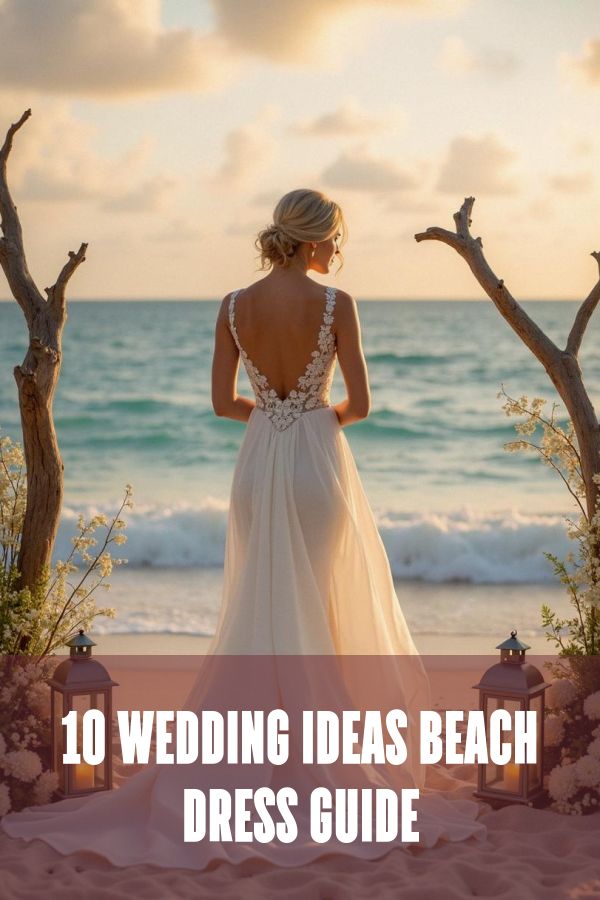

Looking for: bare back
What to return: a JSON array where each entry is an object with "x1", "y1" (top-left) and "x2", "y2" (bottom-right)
[
  {"x1": 230, "y1": 280, "x2": 335, "y2": 400},
  {"x1": 212, "y1": 276, "x2": 371, "y2": 428}
]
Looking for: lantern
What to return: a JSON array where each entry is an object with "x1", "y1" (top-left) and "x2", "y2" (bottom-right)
[
  {"x1": 473, "y1": 630, "x2": 549, "y2": 807},
  {"x1": 49, "y1": 630, "x2": 118, "y2": 797}
]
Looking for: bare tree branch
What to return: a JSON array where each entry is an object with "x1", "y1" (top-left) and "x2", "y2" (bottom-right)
[
  {"x1": 47, "y1": 243, "x2": 88, "y2": 320},
  {"x1": 415, "y1": 197, "x2": 561, "y2": 373},
  {"x1": 0, "y1": 109, "x2": 44, "y2": 322},
  {"x1": 0, "y1": 110, "x2": 87, "y2": 628},
  {"x1": 416, "y1": 197, "x2": 600, "y2": 525},
  {"x1": 566, "y1": 251, "x2": 600, "y2": 356}
]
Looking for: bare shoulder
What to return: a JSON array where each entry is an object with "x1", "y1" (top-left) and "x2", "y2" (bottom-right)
[
  {"x1": 332, "y1": 289, "x2": 358, "y2": 324},
  {"x1": 215, "y1": 292, "x2": 237, "y2": 331},
  {"x1": 332, "y1": 288, "x2": 354, "y2": 306},
  {"x1": 217, "y1": 290, "x2": 237, "y2": 315}
]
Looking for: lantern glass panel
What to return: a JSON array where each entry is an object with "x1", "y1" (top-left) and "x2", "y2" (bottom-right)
[
  {"x1": 482, "y1": 696, "x2": 502, "y2": 791},
  {"x1": 72, "y1": 691, "x2": 94, "y2": 720},
  {"x1": 91, "y1": 691, "x2": 107, "y2": 789},
  {"x1": 482, "y1": 695, "x2": 524, "y2": 793},
  {"x1": 68, "y1": 691, "x2": 107, "y2": 792}
]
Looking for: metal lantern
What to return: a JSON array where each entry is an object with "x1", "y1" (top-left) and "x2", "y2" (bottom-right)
[
  {"x1": 49, "y1": 630, "x2": 118, "y2": 797},
  {"x1": 473, "y1": 630, "x2": 549, "y2": 807}
]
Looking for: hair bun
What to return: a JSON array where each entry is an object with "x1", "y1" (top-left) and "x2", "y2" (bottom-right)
[{"x1": 255, "y1": 223, "x2": 298, "y2": 268}]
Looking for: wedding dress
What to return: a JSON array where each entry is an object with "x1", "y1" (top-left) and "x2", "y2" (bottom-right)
[{"x1": 2, "y1": 285, "x2": 486, "y2": 868}]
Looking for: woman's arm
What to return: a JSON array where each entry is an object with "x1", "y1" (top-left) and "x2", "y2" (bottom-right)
[
  {"x1": 211, "y1": 295, "x2": 255, "y2": 422},
  {"x1": 332, "y1": 291, "x2": 371, "y2": 427}
]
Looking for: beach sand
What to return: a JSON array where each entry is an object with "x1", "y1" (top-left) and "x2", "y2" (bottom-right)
[
  {"x1": 2, "y1": 654, "x2": 598, "y2": 898},
  {"x1": 1, "y1": 804, "x2": 599, "y2": 900},
  {"x1": 70, "y1": 632, "x2": 509, "y2": 657}
]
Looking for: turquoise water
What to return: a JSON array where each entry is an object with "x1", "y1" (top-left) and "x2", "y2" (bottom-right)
[{"x1": 0, "y1": 299, "x2": 595, "y2": 588}]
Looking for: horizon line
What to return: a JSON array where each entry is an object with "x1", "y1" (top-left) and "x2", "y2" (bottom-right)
[{"x1": 0, "y1": 296, "x2": 586, "y2": 303}]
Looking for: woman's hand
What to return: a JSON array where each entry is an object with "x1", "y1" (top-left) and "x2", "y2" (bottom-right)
[{"x1": 332, "y1": 398, "x2": 368, "y2": 427}]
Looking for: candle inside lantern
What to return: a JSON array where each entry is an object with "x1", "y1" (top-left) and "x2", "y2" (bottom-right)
[
  {"x1": 503, "y1": 762, "x2": 520, "y2": 792},
  {"x1": 73, "y1": 762, "x2": 95, "y2": 791}
]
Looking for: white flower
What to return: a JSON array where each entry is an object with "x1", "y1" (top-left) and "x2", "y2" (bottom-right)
[
  {"x1": 548, "y1": 762, "x2": 579, "y2": 802},
  {"x1": 588, "y1": 738, "x2": 600, "y2": 760},
  {"x1": 0, "y1": 686, "x2": 14, "y2": 704},
  {"x1": 544, "y1": 714, "x2": 565, "y2": 747},
  {"x1": 26, "y1": 682, "x2": 50, "y2": 719},
  {"x1": 584, "y1": 691, "x2": 600, "y2": 721},
  {"x1": 546, "y1": 679, "x2": 578, "y2": 710},
  {"x1": 574, "y1": 754, "x2": 600, "y2": 789},
  {"x1": 0, "y1": 783, "x2": 10, "y2": 817},
  {"x1": 98, "y1": 552, "x2": 113, "y2": 578},
  {"x1": 2, "y1": 750, "x2": 42, "y2": 783},
  {"x1": 32, "y1": 770, "x2": 58, "y2": 806}
]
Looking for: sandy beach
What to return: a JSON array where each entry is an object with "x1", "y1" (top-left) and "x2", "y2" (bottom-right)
[
  {"x1": 3, "y1": 654, "x2": 598, "y2": 899},
  {"x1": 1, "y1": 803, "x2": 600, "y2": 900},
  {"x1": 83, "y1": 632, "x2": 501, "y2": 656}
]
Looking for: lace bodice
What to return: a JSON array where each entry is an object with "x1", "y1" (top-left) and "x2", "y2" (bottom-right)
[{"x1": 228, "y1": 286, "x2": 337, "y2": 431}]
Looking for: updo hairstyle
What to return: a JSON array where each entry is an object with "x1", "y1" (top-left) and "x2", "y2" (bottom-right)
[{"x1": 255, "y1": 188, "x2": 346, "y2": 270}]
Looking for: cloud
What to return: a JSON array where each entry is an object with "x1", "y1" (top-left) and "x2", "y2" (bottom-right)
[
  {"x1": 211, "y1": 0, "x2": 468, "y2": 64},
  {"x1": 148, "y1": 217, "x2": 203, "y2": 242},
  {"x1": 5, "y1": 103, "x2": 179, "y2": 213},
  {"x1": 548, "y1": 171, "x2": 593, "y2": 193},
  {"x1": 101, "y1": 174, "x2": 178, "y2": 213},
  {"x1": 0, "y1": 0, "x2": 231, "y2": 98},
  {"x1": 321, "y1": 146, "x2": 418, "y2": 192},
  {"x1": 561, "y1": 39, "x2": 600, "y2": 86},
  {"x1": 436, "y1": 134, "x2": 519, "y2": 195},
  {"x1": 439, "y1": 36, "x2": 519, "y2": 76},
  {"x1": 288, "y1": 99, "x2": 402, "y2": 136},
  {"x1": 0, "y1": 0, "x2": 469, "y2": 98},
  {"x1": 214, "y1": 109, "x2": 278, "y2": 186}
]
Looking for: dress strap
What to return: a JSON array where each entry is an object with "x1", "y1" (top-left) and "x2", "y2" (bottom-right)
[
  {"x1": 317, "y1": 286, "x2": 336, "y2": 353},
  {"x1": 228, "y1": 289, "x2": 243, "y2": 352}
]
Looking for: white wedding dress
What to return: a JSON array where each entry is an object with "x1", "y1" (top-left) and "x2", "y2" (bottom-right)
[{"x1": 2, "y1": 285, "x2": 486, "y2": 868}]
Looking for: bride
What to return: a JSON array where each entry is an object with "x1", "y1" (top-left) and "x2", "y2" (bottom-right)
[
  {"x1": 208, "y1": 187, "x2": 422, "y2": 657},
  {"x1": 2, "y1": 188, "x2": 486, "y2": 868}
]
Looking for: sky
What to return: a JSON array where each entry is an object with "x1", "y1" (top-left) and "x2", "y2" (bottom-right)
[{"x1": 0, "y1": 0, "x2": 599, "y2": 300}]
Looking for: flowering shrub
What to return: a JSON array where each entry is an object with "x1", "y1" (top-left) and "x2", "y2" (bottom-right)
[
  {"x1": 544, "y1": 681, "x2": 600, "y2": 814},
  {"x1": 499, "y1": 388, "x2": 600, "y2": 812},
  {"x1": 499, "y1": 388, "x2": 600, "y2": 666},
  {"x1": 0, "y1": 431, "x2": 132, "y2": 656},
  {"x1": 0, "y1": 657, "x2": 57, "y2": 813},
  {"x1": 0, "y1": 430, "x2": 132, "y2": 813}
]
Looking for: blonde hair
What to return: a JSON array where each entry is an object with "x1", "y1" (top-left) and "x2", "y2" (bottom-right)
[{"x1": 255, "y1": 188, "x2": 347, "y2": 271}]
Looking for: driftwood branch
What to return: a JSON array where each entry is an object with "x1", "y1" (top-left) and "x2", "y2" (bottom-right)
[
  {"x1": 415, "y1": 197, "x2": 600, "y2": 524},
  {"x1": 415, "y1": 197, "x2": 561, "y2": 373},
  {"x1": 47, "y1": 243, "x2": 88, "y2": 320},
  {"x1": 0, "y1": 109, "x2": 45, "y2": 325},
  {"x1": 566, "y1": 251, "x2": 600, "y2": 356},
  {"x1": 0, "y1": 110, "x2": 87, "y2": 615}
]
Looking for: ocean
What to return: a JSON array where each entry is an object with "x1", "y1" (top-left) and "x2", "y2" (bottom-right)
[{"x1": 0, "y1": 298, "x2": 592, "y2": 642}]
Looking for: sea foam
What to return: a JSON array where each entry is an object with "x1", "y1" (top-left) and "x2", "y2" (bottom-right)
[{"x1": 54, "y1": 501, "x2": 570, "y2": 584}]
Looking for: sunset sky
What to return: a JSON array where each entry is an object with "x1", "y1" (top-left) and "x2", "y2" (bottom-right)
[{"x1": 1, "y1": 0, "x2": 599, "y2": 299}]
